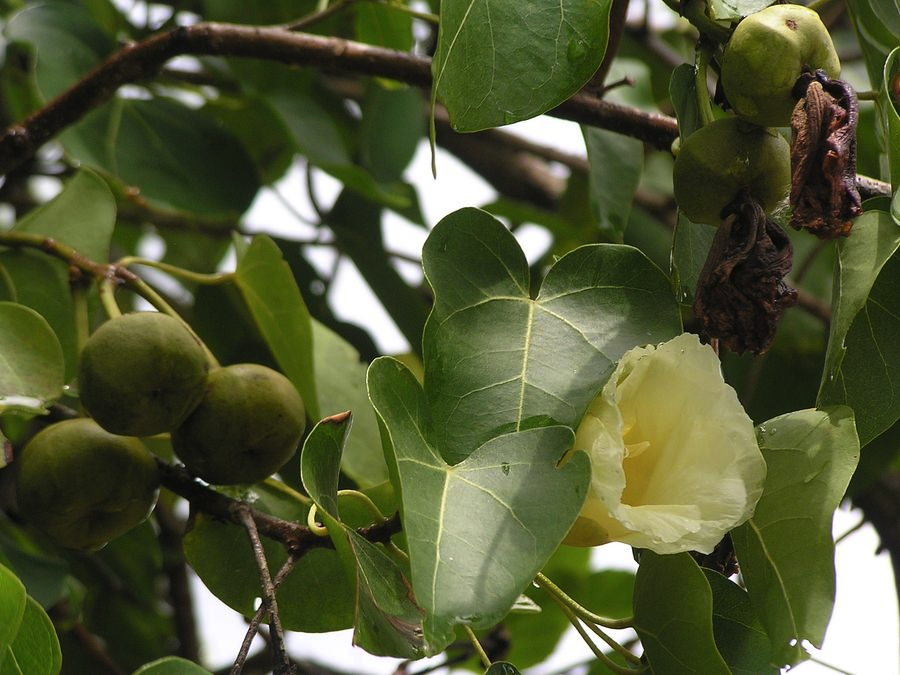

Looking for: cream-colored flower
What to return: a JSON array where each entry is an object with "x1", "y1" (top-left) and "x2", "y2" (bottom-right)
[{"x1": 565, "y1": 333, "x2": 766, "y2": 554}]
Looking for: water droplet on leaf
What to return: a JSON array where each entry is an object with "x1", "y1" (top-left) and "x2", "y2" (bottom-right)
[{"x1": 567, "y1": 38, "x2": 587, "y2": 61}]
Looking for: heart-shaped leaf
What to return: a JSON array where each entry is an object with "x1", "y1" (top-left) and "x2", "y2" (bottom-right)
[
  {"x1": 633, "y1": 552, "x2": 730, "y2": 674},
  {"x1": 422, "y1": 208, "x2": 681, "y2": 464},
  {"x1": 732, "y1": 406, "x2": 859, "y2": 665},
  {"x1": 235, "y1": 235, "x2": 319, "y2": 419},
  {"x1": 432, "y1": 0, "x2": 613, "y2": 131},
  {"x1": 818, "y1": 212, "x2": 900, "y2": 446},
  {"x1": 300, "y1": 413, "x2": 424, "y2": 658},
  {"x1": 1, "y1": 595, "x2": 61, "y2": 675},
  {"x1": 368, "y1": 357, "x2": 591, "y2": 654},
  {"x1": 703, "y1": 570, "x2": 778, "y2": 675}
]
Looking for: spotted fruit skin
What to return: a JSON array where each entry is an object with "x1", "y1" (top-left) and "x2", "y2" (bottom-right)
[
  {"x1": 672, "y1": 116, "x2": 790, "y2": 225},
  {"x1": 171, "y1": 364, "x2": 306, "y2": 485},
  {"x1": 721, "y1": 4, "x2": 840, "y2": 127},
  {"x1": 78, "y1": 312, "x2": 209, "y2": 437},
  {"x1": 15, "y1": 418, "x2": 159, "y2": 550}
]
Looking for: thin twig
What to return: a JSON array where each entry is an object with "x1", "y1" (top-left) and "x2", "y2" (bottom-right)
[
  {"x1": 233, "y1": 504, "x2": 294, "y2": 675},
  {"x1": 155, "y1": 457, "x2": 401, "y2": 555}
]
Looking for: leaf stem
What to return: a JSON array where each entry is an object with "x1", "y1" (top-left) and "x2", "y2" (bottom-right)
[
  {"x1": 666, "y1": 0, "x2": 732, "y2": 44},
  {"x1": 71, "y1": 281, "x2": 92, "y2": 354},
  {"x1": 305, "y1": 504, "x2": 330, "y2": 536},
  {"x1": 97, "y1": 279, "x2": 123, "y2": 319},
  {"x1": 126, "y1": 275, "x2": 221, "y2": 369},
  {"x1": 371, "y1": 0, "x2": 439, "y2": 24},
  {"x1": 534, "y1": 573, "x2": 634, "y2": 629},
  {"x1": 336, "y1": 489, "x2": 388, "y2": 522},
  {"x1": 461, "y1": 625, "x2": 491, "y2": 670},
  {"x1": 694, "y1": 46, "x2": 716, "y2": 128},
  {"x1": 116, "y1": 256, "x2": 235, "y2": 285},
  {"x1": 548, "y1": 596, "x2": 641, "y2": 675}
]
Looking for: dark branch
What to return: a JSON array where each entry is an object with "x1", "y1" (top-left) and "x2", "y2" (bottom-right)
[
  {"x1": 154, "y1": 457, "x2": 401, "y2": 555},
  {"x1": 1, "y1": 21, "x2": 890, "y2": 202},
  {"x1": 0, "y1": 22, "x2": 676, "y2": 177}
]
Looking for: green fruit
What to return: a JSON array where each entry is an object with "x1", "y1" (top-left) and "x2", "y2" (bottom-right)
[
  {"x1": 15, "y1": 418, "x2": 159, "y2": 550},
  {"x1": 171, "y1": 364, "x2": 306, "y2": 485},
  {"x1": 672, "y1": 117, "x2": 790, "y2": 225},
  {"x1": 721, "y1": 4, "x2": 840, "y2": 127},
  {"x1": 79, "y1": 312, "x2": 209, "y2": 437}
]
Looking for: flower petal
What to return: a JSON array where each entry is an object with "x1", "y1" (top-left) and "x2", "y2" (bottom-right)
[{"x1": 566, "y1": 333, "x2": 766, "y2": 554}]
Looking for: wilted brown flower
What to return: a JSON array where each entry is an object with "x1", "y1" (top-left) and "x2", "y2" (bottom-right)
[
  {"x1": 789, "y1": 69, "x2": 862, "y2": 238},
  {"x1": 693, "y1": 195, "x2": 798, "y2": 355}
]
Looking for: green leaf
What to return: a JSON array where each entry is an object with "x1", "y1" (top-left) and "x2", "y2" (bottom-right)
[
  {"x1": 355, "y1": 3, "x2": 414, "y2": 51},
  {"x1": 312, "y1": 321, "x2": 388, "y2": 487},
  {"x1": 62, "y1": 98, "x2": 260, "y2": 217},
  {"x1": 818, "y1": 211, "x2": 900, "y2": 446},
  {"x1": 4, "y1": 1, "x2": 112, "y2": 101},
  {"x1": 267, "y1": 90, "x2": 411, "y2": 210},
  {"x1": 182, "y1": 481, "x2": 354, "y2": 632},
  {"x1": 132, "y1": 657, "x2": 213, "y2": 675},
  {"x1": 731, "y1": 407, "x2": 859, "y2": 666},
  {"x1": 432, "y1": 0, "x2": 613, "y2": 131},
  {"x1": 204, "y1": 95, "x2": 296, "y2": 185},
  {"x1": 880, "y1": 47, "x2": 900, "y2": 188},
  {"x1": 633, "y1": 552, "x2": 729, "y2": 674},
  {"x1": 669, "y1": 63, "x2": 703, "y2": 141},
  {"x1": 583, "y1": 127, "x2": 643, "y2": 242},
  {"x1": 15, "y1": 169, "x2": 116, "y2": 263},
  {"x1": 0, "y1": 565, "x2": 27, "y2": 658},
  {"x1": 422, "y1": 208, "x2": 681, "y2": 464},
  {"x1": 671, "y1": 213, "x2": 717, "y2": 306},
  {"x1": 326, "y1": 190, "x2": 430, "y2": 350},
  {"x1": 0, "y1": 533, "x2": 69, "y2": 609},
  {"x1": 0, "y1": 303, "x2": 65, "y2": 413},
  {"x1": 703, "y1": 570, "x2": 778, "y2": 675},
  {"x1": 0, "y1": 168, "x2": 115, "y2": 379},
  {"x1": 359, "y1": 84, "x2": 424, "y2": 184},
  {"x1": 0, "y1": 253, "x2": 75, "y2": 382},
  {"x1": 484, "y1": 663, "x2": 521, "y2": 675},
  {"x1": 367, "y1": 357, "x2": 592, "y2": 654},
  {"x1": 0, "y1": 596, "x2": 61, "y2": 675},
  {"x1": 235, "y1": 235, "x2": 319, "y2": 420},
  {"x1": 300, "y1": 414, "x2": 424, "y2": 658},
  {"x1": 846, "y1": 0, "x2": 900, "y2": 89},
  {"x1": 707, "y1": 0, "x2": 773, "y2": 21}
]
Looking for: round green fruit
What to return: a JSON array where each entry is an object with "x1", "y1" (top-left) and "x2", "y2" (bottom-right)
[
  {"x1": 171, "y1": 364, "x2": 306, "y2": 485},
  {"x1": 15, "y1": 418, "x2": 159, "y2": 550},
  {"x1": 721, "y1": 4, "x2": 840, "y2": 127},
  {"x1": 672, "y1": 116, "x2": 790, "y2": 225},
  {"x1": 79, "y1": 312, "x2": 210, "y2": 437}
]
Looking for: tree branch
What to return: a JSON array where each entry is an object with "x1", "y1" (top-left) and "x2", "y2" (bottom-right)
[
  {"x1": 154, "y1": 457, "x2": 401, "y2": 556},
  {"x1": 0, "y1": 23, "x2": 677, "y2": 178},
  {"x1": 1, "y1": 22, "x2": 890, "y2": 202}
]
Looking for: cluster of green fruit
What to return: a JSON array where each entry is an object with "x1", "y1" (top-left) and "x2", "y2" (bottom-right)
[
  {"x1": 15, "y1": 312, "x2": 307, "y2": 550},
  {"x1": 673, "y1": 4, "x2": 839, "y2": 225}
]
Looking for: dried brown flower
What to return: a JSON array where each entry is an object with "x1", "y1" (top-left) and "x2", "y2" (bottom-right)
[
  {"x1": 693, "y1": 195, "x2": 798, "y2": 355},
  {"x1": 789, "y1": 70, "x2": 862, "y2": 238}
]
